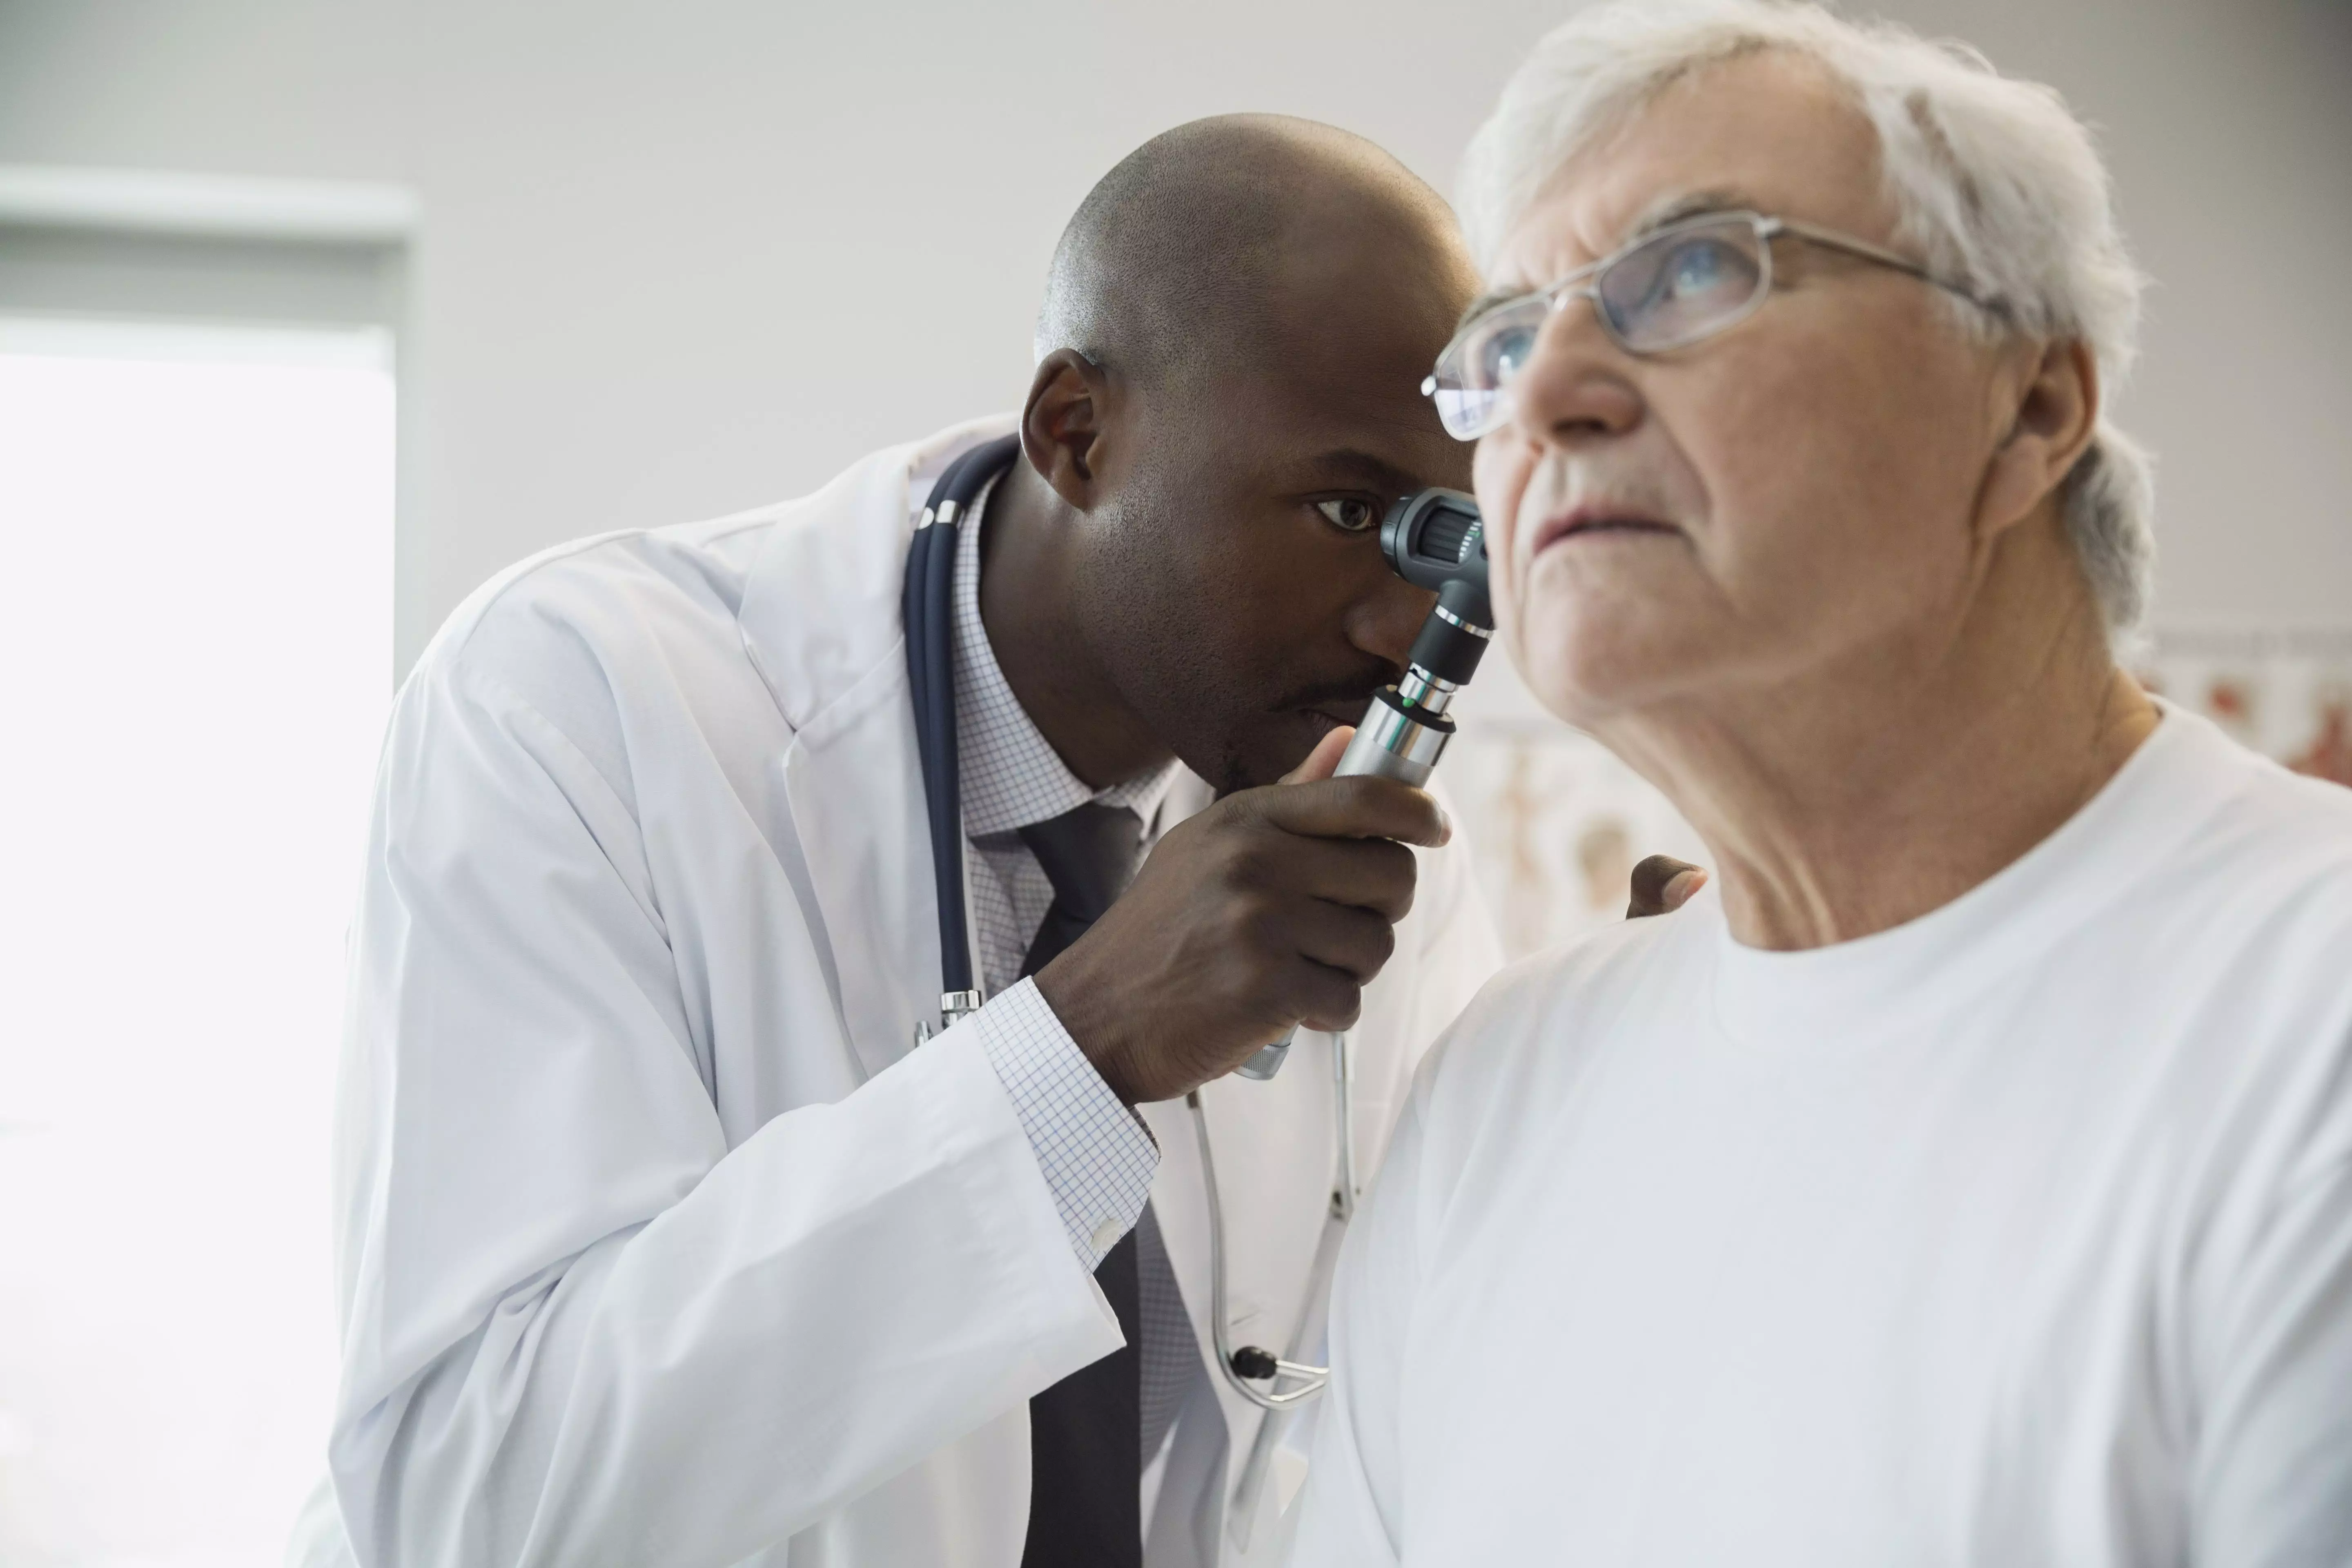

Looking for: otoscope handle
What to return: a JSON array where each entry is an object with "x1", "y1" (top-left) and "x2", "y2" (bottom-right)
[
  {"x1": 1235, "y1": 686, "x2": 1461, "y2": 1080},
  {"x1": 1234, "y1": 1035, "x2": 1294, "y2": 1080},
  {"x1": 1237, "y1": 488, "x2": 1489, "y2": 1083},
  {"x1": 1334, "y1": 686, "x2": 1457, "y2": 788}
]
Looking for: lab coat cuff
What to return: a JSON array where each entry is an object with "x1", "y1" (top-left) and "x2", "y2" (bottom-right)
[{"x1": 973, "y1": 977, "x2": 1158, "y2": 1270}]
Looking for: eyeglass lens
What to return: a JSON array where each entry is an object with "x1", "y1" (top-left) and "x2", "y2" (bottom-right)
[
  {"x1": 1433, "y1": 217, "x2": 1770, "y2": 439},
  {"x1": 1598, "y1": 220, "x2": 1766, "y2": 350}
]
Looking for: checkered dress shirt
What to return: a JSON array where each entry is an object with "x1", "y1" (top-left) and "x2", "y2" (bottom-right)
[
  {"x1": 954, "y1": 478, "x2": 1176, "y2": 1269},
  {"x1": 950, "y1": 479, "x2": 1212, "y2": 1479}
]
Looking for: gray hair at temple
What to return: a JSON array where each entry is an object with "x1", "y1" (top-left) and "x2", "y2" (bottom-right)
[{"x1": 1459, "y1": 0, "x2": 2156, "y2": 642}]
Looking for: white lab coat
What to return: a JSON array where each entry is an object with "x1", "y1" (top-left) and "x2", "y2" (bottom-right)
[{"x1": 307, "y1": 415, "x2": 1501, "y2": 1568}]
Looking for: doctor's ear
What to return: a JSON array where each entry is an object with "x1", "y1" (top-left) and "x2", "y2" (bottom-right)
[{"x1": 1020, "y1": 348, "x2": 1114, "y2": 509}]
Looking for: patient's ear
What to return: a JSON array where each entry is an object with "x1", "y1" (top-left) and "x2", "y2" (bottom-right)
[
  {"x1": 1020, "y1": 349, "x2": 1114, "y2": 511},
  {"x1": 1977, "y1": 337, "x2": 2098, "y2": 540}
]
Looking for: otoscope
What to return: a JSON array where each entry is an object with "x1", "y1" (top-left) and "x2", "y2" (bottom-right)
[{"x1": 1234, "y1": 487, "x2": 1493, "y2": 1080}]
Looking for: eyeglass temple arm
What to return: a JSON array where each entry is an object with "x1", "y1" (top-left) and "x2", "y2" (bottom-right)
[{"x1": 1771, "y1": 217, "x2": 2006, "y2": 316}]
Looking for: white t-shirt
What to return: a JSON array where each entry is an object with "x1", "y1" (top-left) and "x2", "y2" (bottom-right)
[{"x1": 1289, "y1": 705, "x2": 2352, "y2": 1567}]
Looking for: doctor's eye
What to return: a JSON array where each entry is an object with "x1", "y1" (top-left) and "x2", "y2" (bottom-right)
[{"x1": 1314, "y1": 497, "x2": 1379, "y2": 534}]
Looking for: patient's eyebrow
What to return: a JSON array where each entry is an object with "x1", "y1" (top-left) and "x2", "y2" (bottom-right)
[
  {"x1": 1457, "y1": 286, "x2": 1526, "y2": 328},
  {"x1": 1621, "y1": 187, "x2": 1756, "y2": 243},
  {"x1": 1459, "y1": 187, "x2": 1763, "y2": 326}
]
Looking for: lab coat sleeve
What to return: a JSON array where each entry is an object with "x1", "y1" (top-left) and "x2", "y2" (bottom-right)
[
  {"x1": 1280, "y1": 1077, "x2": 1436, "y2": 1566},
  {"x1": 328, "y1": 653, "x2": 1122, "y2": 1568}
]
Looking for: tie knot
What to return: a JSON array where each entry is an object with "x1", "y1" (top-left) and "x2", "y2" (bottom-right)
[{"x1": 1017, "y1": 802, "x2": 1144, "y2": 926}]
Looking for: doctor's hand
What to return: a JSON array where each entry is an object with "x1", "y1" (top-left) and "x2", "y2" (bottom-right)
[
  {"x1": 1628, "y1": 855, "x2": 1707, "y2": 918},
  {"x1": 1033, "y1": 726, "x2": 1447, "y2": 1106}
]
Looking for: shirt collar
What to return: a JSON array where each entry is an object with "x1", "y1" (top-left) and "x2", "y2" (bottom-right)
[{"x1": 953, "y1": 475, "x2": 1179, "y2": 839}]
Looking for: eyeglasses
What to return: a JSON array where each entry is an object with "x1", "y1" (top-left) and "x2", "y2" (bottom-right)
[{"x1": 1422, "y1": 209, "x2": 2001, "y2": 441}]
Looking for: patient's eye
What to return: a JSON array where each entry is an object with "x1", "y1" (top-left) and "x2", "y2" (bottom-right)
[
  {"x1": 1315, "y1": 497, "x2": 1378, "y2": 533},
  {"x1": 1664, "y1": 237, "x2": 1740, "y2": 299}
]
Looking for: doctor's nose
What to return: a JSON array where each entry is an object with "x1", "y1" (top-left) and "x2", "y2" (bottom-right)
[{"x1": 1349, "y1": 569, "x2": 1439, "y2": 673}]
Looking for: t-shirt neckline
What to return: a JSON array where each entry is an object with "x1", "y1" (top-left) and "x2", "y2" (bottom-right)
[{"x1": 1702, "y1": 699, "x2": 2258, "y2": 1047}]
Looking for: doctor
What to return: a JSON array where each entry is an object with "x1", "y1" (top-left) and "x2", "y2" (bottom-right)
[{"x1": 310, "y1": 114, "x2": 1679, "y2": 1568}]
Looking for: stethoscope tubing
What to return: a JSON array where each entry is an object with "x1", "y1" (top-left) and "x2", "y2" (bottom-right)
[
  {"x1": 904, "y1": 433, "x2": 1346, "y2": 1414},
  {"x1": 906, "y1": 435, "x2": 1021, "y2": 1011},
  {"x1": 1188, "y1": 1025, "x2": 1354, "y2": 1411}
]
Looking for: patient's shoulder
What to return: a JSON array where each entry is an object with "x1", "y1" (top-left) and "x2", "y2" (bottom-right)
[
  {"x1": 1475, "y1": 908, "x2": 1692, "y2": 1018},
  {"x1": 2154, "y1": 706, "x2": 2352, "y2": 874},
  {"x1": 1412, "y1": 906, "x2": 1703, "y2": 1118},
  {"x1": 2161, "y1": 737, "x2": 2352, "y2": 962},
  {"x1": 2218, "y1": 750, "x2": 2352, "y2": 862}
]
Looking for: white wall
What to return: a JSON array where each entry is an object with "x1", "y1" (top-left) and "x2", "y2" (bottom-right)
[{"x1": 2, "y1": 0, "x2": 2346, "y2": 675}]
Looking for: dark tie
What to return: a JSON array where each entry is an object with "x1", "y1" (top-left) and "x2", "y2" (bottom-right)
[
  {"x1": 1018, "y1": 802, "x2": 1146, "y2": 1568},
  {"x1": 1018, "y1": 802, "x2": 1145, "y2": 978}
]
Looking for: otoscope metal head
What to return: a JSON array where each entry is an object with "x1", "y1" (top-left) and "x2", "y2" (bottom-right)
[
  {"x1": 1381, "y1": 487, "x2": 1490, "y2": 615},
  {"x1": 1326, "y1": 487, "x2": 1494, "y2": 792},
  {"x1": 1234, "y1": 487, "x2": 1495, "y2": 1083},
  {"x1": 1380, "y1": 487, "x2": 1492, "y2": 686}
]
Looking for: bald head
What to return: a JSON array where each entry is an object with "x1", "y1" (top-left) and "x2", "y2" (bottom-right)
[
  {"x1": 1035, "y1": 115, "x2": 1474, "y2": 390},
  {"x1": 1002, "y1": 116, "x2": 1480, "y2": 793}
]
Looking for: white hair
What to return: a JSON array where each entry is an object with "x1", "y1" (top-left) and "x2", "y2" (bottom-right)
[{"x1": 1461, "y1": 0, "x2": 2155, "y2": 640}]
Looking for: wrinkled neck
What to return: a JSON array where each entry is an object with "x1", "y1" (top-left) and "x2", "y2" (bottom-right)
[{"x1": 1591, "y1": 562, "x2": 2158, "y2": 953}]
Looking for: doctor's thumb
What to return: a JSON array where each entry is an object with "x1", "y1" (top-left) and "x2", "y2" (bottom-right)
[{"x1": 1280, "y1": 726, "x2": 1354, "y2": 786}]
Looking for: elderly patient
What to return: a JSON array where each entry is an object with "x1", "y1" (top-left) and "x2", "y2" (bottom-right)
[{"x1": 1288, "y1": 3, "x2": 2352, "y2": 1564}]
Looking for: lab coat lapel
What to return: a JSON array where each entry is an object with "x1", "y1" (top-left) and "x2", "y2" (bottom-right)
[
  {"x1": 740, "y1": 414, "x2": 1019, "y2": 1082},
  {"x1": 779, "y1": 657, "x2": 936, "y2": 1081}
]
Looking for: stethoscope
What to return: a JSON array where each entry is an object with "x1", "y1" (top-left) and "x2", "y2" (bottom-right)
[{"x1": 902, "y1": 434, "x2": 1343, "y2": 1409}]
